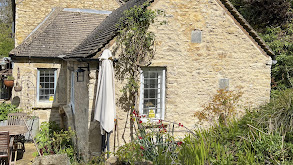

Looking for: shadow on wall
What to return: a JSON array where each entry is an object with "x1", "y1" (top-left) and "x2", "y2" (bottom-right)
[{"x1": 89, "y1": 63, "x2": 102, "y2": 157}]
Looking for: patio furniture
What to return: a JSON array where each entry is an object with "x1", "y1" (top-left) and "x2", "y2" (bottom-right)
[
  {"x1": 7, "y1": 113, "x2": 27, "y2": 149},
  {"x1": 7, "y1": 113, "x2": 27, "y2": 126},
  {"x1": 0, "y1": 126, "x2": 28, "y2": 165},
  {"x1": 0, "y1": 131, "x2": 11, "y2": 165},
  {"x1": 7, "y1": 113, "x2": 28, "y2": 163}
]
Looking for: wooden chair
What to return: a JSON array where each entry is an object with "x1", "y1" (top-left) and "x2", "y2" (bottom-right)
[
  {"x1": 7, "y1": 113, "x2": 27, "y2": 126},
  {"x1": 0, "y1": 131, "x2": 11, "y2": 165},
  {"x1": 7, "y1": 113, "x2": 27, "y2": 158}
]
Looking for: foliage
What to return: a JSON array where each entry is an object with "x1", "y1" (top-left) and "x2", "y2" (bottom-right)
[
  {"x1": 0, "y1": 103, "x2": 20, "y2": 121},
  {"x1": 230, "y1": 0, "x2": 292, "y2": 28},
  {"x1": 5, "y1": 75, "x2": 14, "y2": 81},
  {"x1": 252, "y1": 88, "x2": 293, "y2": 134},
  {"x1": 0, "y1": 0, "x2": 14, "y2": 57},
  {"x1": 115, "y1": 90, "x2": 293, "y2": 164},
  {"x1": 260, "y1": 26, "x2": 293, "y2": 89},
  {"x1": 0, "y1": 23, "x2": 14, "y2": 57},
  {"x1": 116, "y1": 120, "x2": 184, "y2": 164},
  {"x1": 230, "y1": 0, "x2": 293, "y2": 90},
  {"x1": 34, "y1": 122, "x2": 76, "y2": 162},
  {"x1": 115, "y1": 1, "x2": 156, "y2": 141},
  {"x1": 194, "y1": 88, "x2": 243, "y2": 125},
  {"x1": 116, "y1": 141, "x2": 145, "y2": 164}
]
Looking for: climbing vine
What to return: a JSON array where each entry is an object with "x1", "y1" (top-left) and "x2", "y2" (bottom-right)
[{"x1": 115, "y1": 1, "x2": 156, "y2": 142}]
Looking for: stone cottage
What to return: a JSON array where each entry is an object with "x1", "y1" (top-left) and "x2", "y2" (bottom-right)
[{"x1": 9, "y1": 0, "x2": 275, "y2": 158}]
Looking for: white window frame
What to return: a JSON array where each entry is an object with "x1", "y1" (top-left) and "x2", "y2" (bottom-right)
[
  {"x1": 36, "y1": 69, "x2": 57, "y2": 102},
  {"x1": 139, "y1": 67, "x2": 166, "y2": 121}
]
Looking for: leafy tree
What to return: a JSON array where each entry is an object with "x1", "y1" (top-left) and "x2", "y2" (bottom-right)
[
  {"x1": 0, "y1": 0, "x2": 14, "y2": 57},
  {"x1": 230, "y1": 0, "x2": 292, "y2": 28},
  {"x1": 0, "y1": 23, "x2": 14, "y2": 57}
]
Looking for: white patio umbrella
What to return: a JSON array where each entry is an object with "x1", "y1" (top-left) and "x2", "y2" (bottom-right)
[
  {"x1": 94, "y1": 49, "x2": 116, "y2": 155},
  {"x1": 94, "y1": 49, "x2": 116, "y2": 134}
]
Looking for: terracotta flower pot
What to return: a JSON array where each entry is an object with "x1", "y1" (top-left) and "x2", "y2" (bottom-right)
[{"x1": 4, "y1": 80, "x2": 14, "y2": 88}]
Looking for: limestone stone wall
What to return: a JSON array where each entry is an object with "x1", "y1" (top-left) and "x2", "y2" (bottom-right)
[
  {"x1": 12, "y1": 58, "x2": 66, "y2": 127},
  {"x1": 15, "y1": 0, "x2": 120, "y2": 46},
  {"x1": 109, "y1": 0, "x2": 272, "y2": 149}
]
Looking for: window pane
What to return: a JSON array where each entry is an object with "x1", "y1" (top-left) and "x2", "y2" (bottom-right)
[
  {"x1": 144, "y1": 79, "x2": 149, "y2": 88},
  {"x1": 140, "y1": 68, "x2": 165, "y2": 119},
  {"x1": 150, "y1": 72, "x2": 157, "y2": 78},
  {"x1": 144, "y1": 90, "x2": 148, "y2": 98},
  {"x1": 150, "y1": 79, "x2": 158, "y2": 88},
  {"x1": 40, "y1": 83, "x2": 44, "y2": 89},
  {"x1": 149, "y1": 89, "x2": 156, "y2": 98},
  {"x1": 40, "y1": 89, "x2": 45, "y2": 95},
  {"x1": 38, "y1": 69, "x2": 56, "y2": 101},
  {"x1": 143, "y1": 72, "x2": 149, "y2": 78},
  {"x1": 50, "y1": 83, "x2": 54, "y2": 88}
]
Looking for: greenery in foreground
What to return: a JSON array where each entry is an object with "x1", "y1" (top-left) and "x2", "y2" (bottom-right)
[{"x1": 113, "y1": 88, "x2": 293, "y2": 164}]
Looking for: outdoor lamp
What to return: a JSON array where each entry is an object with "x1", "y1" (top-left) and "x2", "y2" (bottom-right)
[
  {"x1": 76, "y1": 68, "x2": 85, "y2": 82},
  {"x1": 76, "y1": 63, "x2": 90, "y2": 82}
]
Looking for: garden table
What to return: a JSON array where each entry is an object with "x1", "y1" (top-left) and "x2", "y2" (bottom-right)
[
  {"x1": 0, "y1": 125, "x2": 28, "y2": 136},
  {"x1": 0, "y1": 125, "x2": 28, "y2": 164}
]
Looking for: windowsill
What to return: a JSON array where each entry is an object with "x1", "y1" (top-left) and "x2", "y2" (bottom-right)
[{"x1": 33, "y1": 102, "x2": 60, "y2": 109}]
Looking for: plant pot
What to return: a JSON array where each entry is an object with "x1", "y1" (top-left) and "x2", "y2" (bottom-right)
[{"x1": 4, "y1": 80, "x2": 14, "y2": 88}]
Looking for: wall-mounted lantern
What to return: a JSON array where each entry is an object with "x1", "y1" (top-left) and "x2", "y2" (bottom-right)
[{"x1": 76, "y1": 63, "x2": 89, "y2": 82}]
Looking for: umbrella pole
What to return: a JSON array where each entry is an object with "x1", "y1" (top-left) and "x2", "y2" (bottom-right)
[{"x1": 107, "y1": 132, "x2": 110, "y2": 158}]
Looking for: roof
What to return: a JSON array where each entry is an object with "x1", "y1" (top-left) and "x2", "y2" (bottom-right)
[
  {"x1": 66, "y1": 0, "x2": 149, "y2": 58},
  {"x1": 10, "y1": 0, "x2": 275, "y2": 59},
  {"x1": 10, "y1": 8, "x2": 110, "y2": 57},
  {"x1": 10, "y1": 0, "x2": 149, "y2": 58}
]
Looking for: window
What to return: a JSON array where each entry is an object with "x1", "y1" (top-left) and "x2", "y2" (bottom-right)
[
  {"x1": 37, "y1": 69, "x2": 57, "y2": 102},
  {"x1": 139, "y1": 67, "x2": 166, "y2": 120}
]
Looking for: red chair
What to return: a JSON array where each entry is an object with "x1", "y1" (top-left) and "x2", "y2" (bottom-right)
[{"x1": 0, "y1": 131, "x2": 11, "y2": 165}]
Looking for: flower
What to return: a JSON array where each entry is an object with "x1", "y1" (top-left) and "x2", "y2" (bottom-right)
[
  {"x1": 177, "y1": 141, "x2": 183, "y2": 146},
  {"x1": 140, "y1": 146, "x2": 145, "y2": 150},
  {"x1": 139, "y1": 120, "x2": 142, "y2": 123},
  {"x1": 139, "y1": 136, "x2": 143, "y2": 139},
  {"x1": 179, "y1": 123, "x2": 181, "y2": 126}
]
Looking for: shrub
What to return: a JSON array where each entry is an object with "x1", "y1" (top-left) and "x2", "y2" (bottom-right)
[
  {"x1": 34, "y1": 122, "x2": 76, "y2": 162},
  {"x1": 194, "y1": 88, "x2": 243, "y2": 125},
  {"x1": 0, "y1": 103, "x2": 20, "y2": 121},
  {"x1": 116, "y1": 120, "x2": 184, "y2": 164}
]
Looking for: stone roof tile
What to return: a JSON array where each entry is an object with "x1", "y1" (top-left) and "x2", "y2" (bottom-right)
[{"x1": 10, "y1": 8, "x2": 109, "y2": 57}]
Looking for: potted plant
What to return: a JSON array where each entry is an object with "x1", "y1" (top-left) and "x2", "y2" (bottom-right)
[{"x1": 4, "y1": 75, "x2": 15, "y2": 88}]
